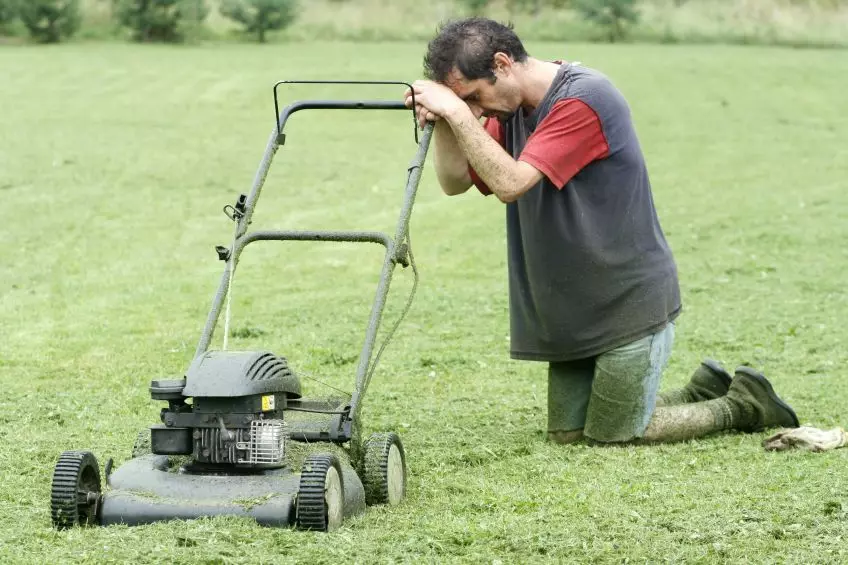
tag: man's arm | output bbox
[406,80,542,203]
[412,82,610,202]
[445,105,543,203]
[432,120,472,196]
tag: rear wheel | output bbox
[295,454,344,532]
[363,432,406,506]
[51,451,102,530]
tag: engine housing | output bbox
[148,350,302,470]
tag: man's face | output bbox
[444,65,522,122]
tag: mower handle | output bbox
[273,80,420,143]
[195,120,434,363]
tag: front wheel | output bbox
[51,451,102,530]
[295,454,344,532]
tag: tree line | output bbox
[0,0,298,43]
[0,0,641,44]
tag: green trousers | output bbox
[548,323,675,442]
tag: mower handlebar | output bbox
[273,80,420,144]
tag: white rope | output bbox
[222,224,239,351]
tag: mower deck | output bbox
[101,454,365,527]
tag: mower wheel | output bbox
[51,451,102,530]
[131,429,151,458]
[295,454,344,532]
[363,432,406,506]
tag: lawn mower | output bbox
[50,81,434,532]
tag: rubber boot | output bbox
[725,366,800,432]
[687,359,733,401]
[657,359,732,405]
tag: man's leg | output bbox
[582,324,799,444]
[583,323,675,443]
[547,357,595,445]
[656,359,733,406]
[642,366,800,442]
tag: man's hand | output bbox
[404,80,467,128]
[412,103,439,128]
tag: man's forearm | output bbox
[432,120,472,195]
[446,105,540,203]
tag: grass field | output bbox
[0,41,847,563]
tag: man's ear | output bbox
[492,52,513,76]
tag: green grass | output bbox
[0,41,847,562]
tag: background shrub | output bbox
[459,0,491,15]
[0,0,18,32]
[219,0,297,42]
[116,0,208,42]
[19,0,81,42]
[574,0,639,42]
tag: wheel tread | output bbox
[362,432,406,506]
[295,454,341,532]
[50,450,101,530]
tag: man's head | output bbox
[423,17,529,120]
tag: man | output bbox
[405,17,799,444]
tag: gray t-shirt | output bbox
[489,63,681,361]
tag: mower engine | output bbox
[148,350,302,471]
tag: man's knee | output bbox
[583,415,654,445]
[547,429,584,445]
[550,429,644,447]
[583,434,644,447]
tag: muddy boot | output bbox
[725,366,800,432]
[658,359,732,405]
[688,359,733,401]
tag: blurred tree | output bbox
[0,0,18,30]
[460,0,491,15]
[219,0,298,43]
[506,0,576,17]
[507,0,542,16]
[19,0,80,43]
[0,0,18,37]
[574,0,639,42]
[458,0,575,18]
[116,0,208,42]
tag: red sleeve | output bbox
[519,98,609,189]
[468,118,504,196]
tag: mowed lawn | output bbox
[0,41,846,563]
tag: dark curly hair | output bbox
[423,17,529,83]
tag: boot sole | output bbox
[735,367,800,428]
